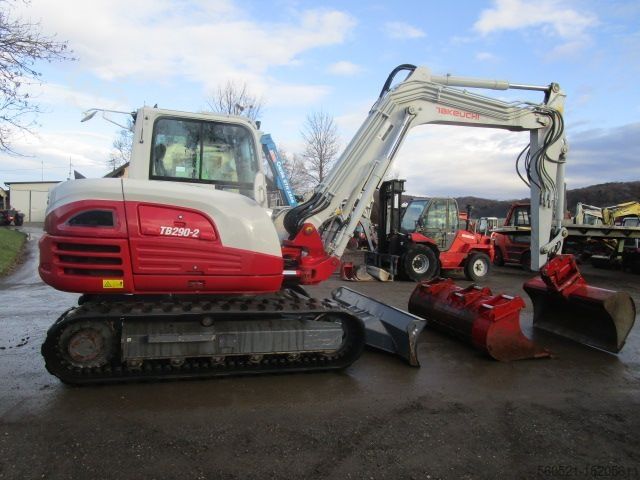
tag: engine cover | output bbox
[39,178,284,294]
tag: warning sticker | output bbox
[102,279,124,289]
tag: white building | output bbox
[4,181,61,222]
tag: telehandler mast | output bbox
[39,65,634,384]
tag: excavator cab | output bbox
[149,117,260,199]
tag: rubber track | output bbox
[41,291,366,385]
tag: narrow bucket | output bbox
[408,278,549,361]
[523,255,636,353]
[331,287,426,366]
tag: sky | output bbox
[1,0,639,199]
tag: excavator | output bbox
[39,64,636,383]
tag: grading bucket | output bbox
[408,278,549,361]
[523,254,636,353]
[332,287,426,366]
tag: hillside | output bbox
[457,181,640,218]
[390,181,640,220]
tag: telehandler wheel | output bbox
[404,245,438,282]
[464,252,491,282]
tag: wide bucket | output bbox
[332,287,426,366]
[523,255,636,353]
[408,278,549,361]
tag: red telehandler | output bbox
[366,179,493,282]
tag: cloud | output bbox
[565,123,640,185]
[0,129,115,183]
[266,82,331,107]
[475,51,499,62]
[473,0,597,57]
[395,126,531,199]
[18,1,356,105]
[28,83,130,112]
[383,21,426,39]
[327,61,362,76]
[386,122,640,199]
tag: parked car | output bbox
[1,209,25,226]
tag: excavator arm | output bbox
[284,65,568,275]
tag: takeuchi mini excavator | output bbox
[39,65,636,383]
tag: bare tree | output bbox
[106,118,134,172]
[0,0,74,153]
[276,144,311,195]
[206,80,264,121]
[300,110,339,186]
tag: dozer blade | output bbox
[331,287,426,366]
[408,278,549,362]
[523,254,636,353]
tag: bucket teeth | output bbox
[523,255,636,354]
[409,278,549,362]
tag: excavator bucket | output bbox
[331,287,426,366]
[408,278,549,361]
[523,254,636,353]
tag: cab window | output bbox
[447,199,459,231]
[513,207,530,226]
[424,199,447,229]
[401,200,427,232]
[151,118,259,192]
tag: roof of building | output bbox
[104,162,130,178]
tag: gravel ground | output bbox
[0,227,638,480]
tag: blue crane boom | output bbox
[261,134,298,207]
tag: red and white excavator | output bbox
[39,65,635,383]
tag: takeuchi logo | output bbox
[436,106,480,120]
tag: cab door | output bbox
[420,199,448,249]
[444,199,459,251]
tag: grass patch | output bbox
[0,228,27,276]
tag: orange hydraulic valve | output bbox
[409,278,549,361]
[523,254,635,353]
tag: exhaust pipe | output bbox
[408,278,549,361]
[523,255,636,353]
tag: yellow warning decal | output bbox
[102,279,124,289]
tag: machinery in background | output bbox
[490,203,532,268]
[574,202,603,225]
[0,209,24,226]
[602,201,640,225]
[476,216,499,236]
[566,201,640,269]
[260,134,298,208]
[621,217,640,273]
[589,214,640,271]
[366,179,493,282]
[38,65,636,384]
[492,201,640,272]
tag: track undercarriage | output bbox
[42,290,366,385]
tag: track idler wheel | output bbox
[409,278,549,361]
[523,254,636,353]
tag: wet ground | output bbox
[0,226,639,480]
